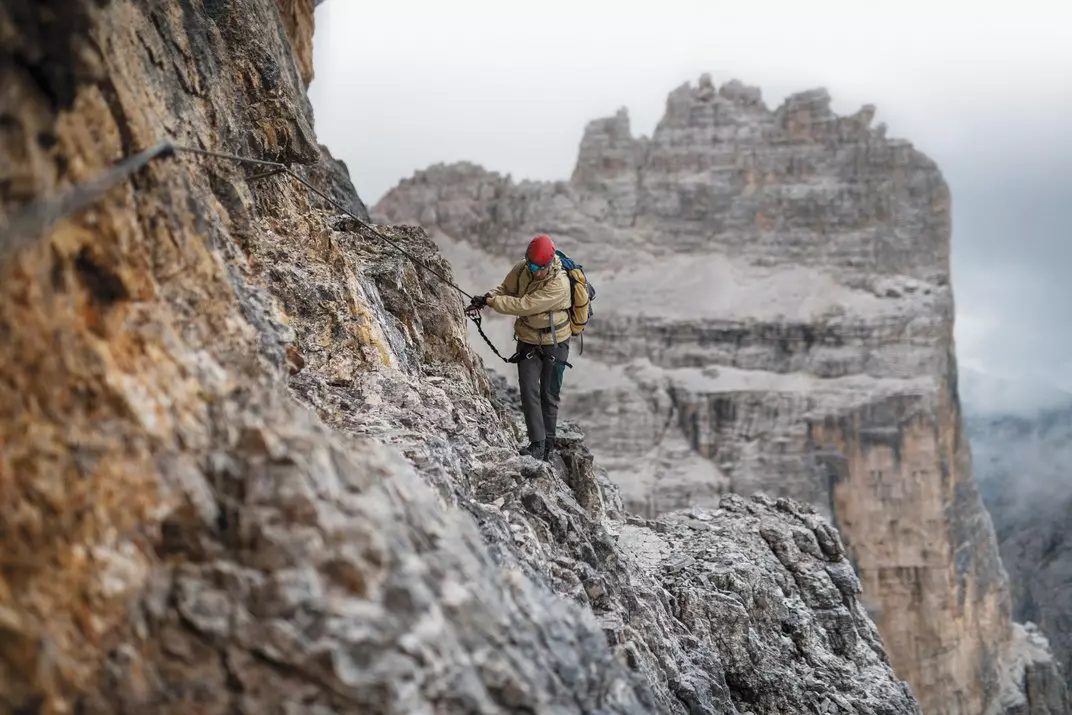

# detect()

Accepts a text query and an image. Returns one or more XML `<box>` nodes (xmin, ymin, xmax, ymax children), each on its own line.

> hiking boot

<box><xmin>541</xmin><ymin>438</ymin><xmax>556</xmax><ymax>462</ymax></box>
<box><xmin>520</xmin><ymin>441</ymin><xmax>545</xmax><ymax>459</ymax></box>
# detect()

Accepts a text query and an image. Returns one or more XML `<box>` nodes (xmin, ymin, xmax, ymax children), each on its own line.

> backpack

<box><xmin>556</xmin><ymin>249</ymin><xmax>596</xmax><ymax>349</ymax></box>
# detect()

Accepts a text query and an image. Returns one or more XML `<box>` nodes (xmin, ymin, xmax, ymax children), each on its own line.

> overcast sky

<box><xmin>308</xmin><ymin>0</ymin><xmax>1072</xmax><ymax>405</ymax></box>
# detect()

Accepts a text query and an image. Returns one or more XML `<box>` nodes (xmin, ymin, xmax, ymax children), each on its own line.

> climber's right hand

<box><xmin>465</xmin><ymin>294</ymin><xmax>487</xmax><ymax>319</ymax></box>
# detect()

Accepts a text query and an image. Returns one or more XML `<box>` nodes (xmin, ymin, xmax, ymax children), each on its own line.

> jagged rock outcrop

<box><xmin>374</xmin><ymin>75</ymin><xmax>1068</xmax><ymax>713</ymax></box>
<box><xmin>1</xmin><ymin>2</ymin><xmax>925</xmax><ymax>714</ymax></box>
<box><xmin>963</xmin><ymin>373</ymin><xmax>1072</xmax><ymax>703</ymax></box>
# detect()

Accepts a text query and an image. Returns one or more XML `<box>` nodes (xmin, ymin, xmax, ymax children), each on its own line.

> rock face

<box><xmin>0</xmin><ymin>2</ymin><xmax>925</xmax><ymax>714</ymax></box>
<box><xmin>374</xmin><ymin>75</ymin><xmax>1068</xmax><ymax>713</ymax></box>
<box><xmin>963</xmin><ymin>374</ymin><xmax>1072</xmax><ymax>703</ymax></box>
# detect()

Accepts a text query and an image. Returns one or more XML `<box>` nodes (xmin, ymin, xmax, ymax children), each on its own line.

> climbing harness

<box><xmin>521</xmin><ymin>344</ymin><xmax>573</xmax><ymax>369</ymax></box>
<box><xmin>464</xmin><ymin>310</ymin><xmax>573</xmax><ymax>369</ymax></box>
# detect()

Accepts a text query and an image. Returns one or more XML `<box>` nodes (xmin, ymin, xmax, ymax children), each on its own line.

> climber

<box><xmin>467</xmin><ymin>234</ymin><xmax>572</xmax><ymax>462</ymax></box>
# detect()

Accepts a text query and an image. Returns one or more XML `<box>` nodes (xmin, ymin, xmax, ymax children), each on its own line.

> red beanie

<box><xmin>527</xmin><ymin>234</ymin><xmax>556</xmax><ymax>267</ymax></box>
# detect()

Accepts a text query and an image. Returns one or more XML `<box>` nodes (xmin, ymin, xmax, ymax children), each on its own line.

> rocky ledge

<box><xmin>241</xmin><ymin>215</ymin><xmax>926</xmax><ymax>714</ymax></box>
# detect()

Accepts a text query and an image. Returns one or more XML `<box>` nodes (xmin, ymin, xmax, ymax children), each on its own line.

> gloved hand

<box><xmin>465</xmin><ymin>293</ymin><xmax>488</xmax><ymax>319</ymax></box>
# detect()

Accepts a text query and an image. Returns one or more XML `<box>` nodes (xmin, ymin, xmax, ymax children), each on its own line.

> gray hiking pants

<box><xmin>516</xmin><ymin>339</ymin><xmax>569</xmax><ymax>445</ymax></box>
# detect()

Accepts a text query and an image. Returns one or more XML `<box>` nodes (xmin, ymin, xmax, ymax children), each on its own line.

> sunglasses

<box><xmin>528</xmin><ymin>260</ymin><xmax>552</xmax><ymax>273</ymax></box>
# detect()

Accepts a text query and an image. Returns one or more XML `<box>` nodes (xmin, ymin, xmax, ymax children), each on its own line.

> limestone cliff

<box><xmin>374</xmin><ymin>76</ymin><xmax>1068</xmax><ymax>713</ymax></box>
<box><xmin>0</xmin><ymin>2</ymin><xmax>923</xmax><ymax>714</ymax></box>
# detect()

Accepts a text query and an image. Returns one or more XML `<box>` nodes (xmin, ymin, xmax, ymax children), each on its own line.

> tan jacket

<box><xmin>486</xmin><ymin>256</ymin><xmax>572</xmax><ymax>345</ymax></box>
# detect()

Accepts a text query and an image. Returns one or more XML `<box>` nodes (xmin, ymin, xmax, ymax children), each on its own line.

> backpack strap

<box><xmin>539</xmin><ymin>316</ymin><xmax>571</xmax><ymax>333</ymax></box>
